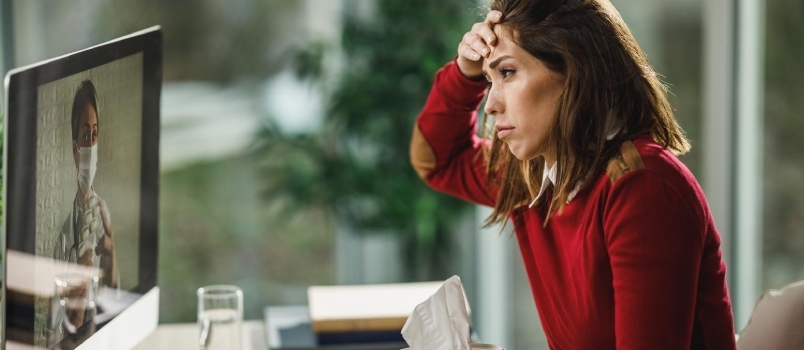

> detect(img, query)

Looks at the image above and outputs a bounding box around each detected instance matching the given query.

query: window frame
[702,0,764,331]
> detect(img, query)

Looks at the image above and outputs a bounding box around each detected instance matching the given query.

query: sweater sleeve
[603,169,706,349]
[409,60,497,207]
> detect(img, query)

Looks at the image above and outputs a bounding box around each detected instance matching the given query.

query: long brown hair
[483,0,690,226]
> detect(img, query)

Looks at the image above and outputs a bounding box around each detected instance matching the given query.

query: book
[264,305,407,350]
[316,330,405,346]
[307,281,448,333]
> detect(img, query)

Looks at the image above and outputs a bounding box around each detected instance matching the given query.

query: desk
[133,320,267,350]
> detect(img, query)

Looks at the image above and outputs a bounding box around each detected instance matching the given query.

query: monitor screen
[3,27,161,350]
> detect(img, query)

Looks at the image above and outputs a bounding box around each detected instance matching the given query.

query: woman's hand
[96,201,118,287]
[96,203,114,257]
[456,10,503,79]
[77,248,94,266]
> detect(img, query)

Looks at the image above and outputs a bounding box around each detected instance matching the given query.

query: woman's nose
[483,87,503,116]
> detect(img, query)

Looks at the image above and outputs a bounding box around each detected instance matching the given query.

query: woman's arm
[410,11,503,207]
[411,60,496,206]
[604,167,721,349]
[596,138,734,348]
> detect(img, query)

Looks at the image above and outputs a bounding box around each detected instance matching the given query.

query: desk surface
[133,320,267,350]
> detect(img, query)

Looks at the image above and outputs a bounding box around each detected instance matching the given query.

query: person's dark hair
[483,0,690,226]
[71,80,99,142]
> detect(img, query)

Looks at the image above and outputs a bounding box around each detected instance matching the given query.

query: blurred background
[0,0,802,348]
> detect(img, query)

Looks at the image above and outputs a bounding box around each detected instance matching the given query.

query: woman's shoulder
[602,134,700,192]
[593,134,710,224]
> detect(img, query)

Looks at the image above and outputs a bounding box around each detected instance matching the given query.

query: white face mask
[77,144,98,194]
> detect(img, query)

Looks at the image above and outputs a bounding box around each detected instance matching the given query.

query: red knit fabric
[415,61,737,349]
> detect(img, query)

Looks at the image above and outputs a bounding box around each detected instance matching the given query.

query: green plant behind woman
[256,1,479,280]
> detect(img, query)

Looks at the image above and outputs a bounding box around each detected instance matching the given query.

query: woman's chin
[506,144,540,161]
[508,149,531,161]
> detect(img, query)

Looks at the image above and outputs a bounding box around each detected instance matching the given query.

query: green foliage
[159,155,336,322]
[761,0,804,289]
[257,1,482,279]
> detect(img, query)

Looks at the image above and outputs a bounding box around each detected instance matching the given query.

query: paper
[400,275,504,350]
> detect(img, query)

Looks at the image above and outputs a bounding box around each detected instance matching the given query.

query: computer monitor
[2,26,162,350]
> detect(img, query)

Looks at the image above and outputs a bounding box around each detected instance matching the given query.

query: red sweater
[411,61,737,349]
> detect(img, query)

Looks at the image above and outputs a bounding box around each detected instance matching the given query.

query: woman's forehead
[492,23,515,38]
[485,26,525,66]
[79,104,98,127]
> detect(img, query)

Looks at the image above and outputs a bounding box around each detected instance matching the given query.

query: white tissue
[401,275,503,350]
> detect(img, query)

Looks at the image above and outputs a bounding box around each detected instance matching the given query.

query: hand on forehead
[482,26,526,80]
[483,25,515,66]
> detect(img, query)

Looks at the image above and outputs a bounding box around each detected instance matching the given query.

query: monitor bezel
[2,26,162,347]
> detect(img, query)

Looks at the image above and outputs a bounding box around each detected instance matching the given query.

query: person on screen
[53,79,119,288]
[410,0,736,348]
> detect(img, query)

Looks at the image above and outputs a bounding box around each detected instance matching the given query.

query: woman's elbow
[410,124,436,180]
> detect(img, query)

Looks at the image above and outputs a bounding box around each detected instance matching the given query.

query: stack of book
[264,281,445,349]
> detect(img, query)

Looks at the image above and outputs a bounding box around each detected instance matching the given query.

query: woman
[53,79,118,288]
[410,0,737,348]
[50,80,120,345]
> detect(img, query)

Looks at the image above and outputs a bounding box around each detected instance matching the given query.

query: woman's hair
[483,0,690,226]
[71,79,99,142]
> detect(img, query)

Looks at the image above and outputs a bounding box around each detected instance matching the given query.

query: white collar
[528,161,581,208]
[527,121,623,208]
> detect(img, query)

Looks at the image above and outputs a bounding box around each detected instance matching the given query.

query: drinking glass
[49,272,99,347]
[197,285,243,350]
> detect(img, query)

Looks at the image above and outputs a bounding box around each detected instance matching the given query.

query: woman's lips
[495,125,514,139]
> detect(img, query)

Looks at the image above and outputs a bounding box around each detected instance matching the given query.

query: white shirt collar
[527,120,623,208]
[535,161,554,203]
[528,161,581,208]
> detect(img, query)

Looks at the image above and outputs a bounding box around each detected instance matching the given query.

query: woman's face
[76,103,99,148]
[482,25,563,163]
[73,103,98,168]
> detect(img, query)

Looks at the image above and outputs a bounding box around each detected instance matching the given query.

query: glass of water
[49,272,99,347]
[197,285,243,350]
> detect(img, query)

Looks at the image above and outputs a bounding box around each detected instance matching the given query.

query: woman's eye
[500,68,515,78]
[485,80,493,89]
